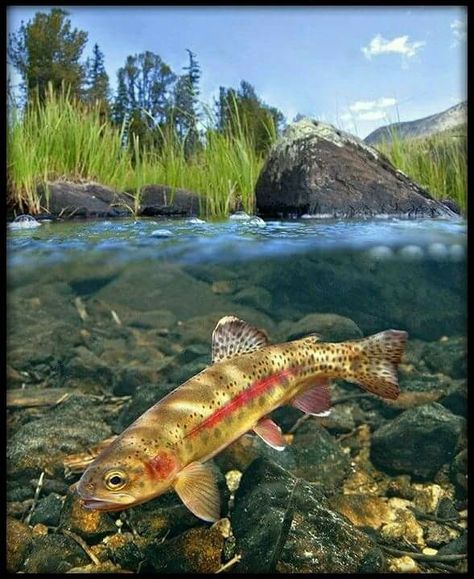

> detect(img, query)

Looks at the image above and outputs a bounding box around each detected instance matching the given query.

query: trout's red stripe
[185,368,297,438]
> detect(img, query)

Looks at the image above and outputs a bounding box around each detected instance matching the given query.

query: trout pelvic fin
[212,315,270,363]
[253,417,286,450]
[173,461,220,522]
[291,378,332,416]
[349,329,408,400]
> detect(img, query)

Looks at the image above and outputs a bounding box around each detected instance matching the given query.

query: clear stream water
[8,216,467,342]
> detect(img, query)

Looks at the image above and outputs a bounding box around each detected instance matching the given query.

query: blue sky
[7,6,467,138]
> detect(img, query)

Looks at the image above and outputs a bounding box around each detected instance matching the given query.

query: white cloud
[450,19,467,46]
[349,97,397,113]
[357,110,387,121]
[362,34,426,60]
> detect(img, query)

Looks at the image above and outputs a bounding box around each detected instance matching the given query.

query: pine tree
[84,43,110,117]
[173,49,201,157]
[8,8,88,103]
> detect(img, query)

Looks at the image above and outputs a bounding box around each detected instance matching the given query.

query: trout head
[76,435,180,511]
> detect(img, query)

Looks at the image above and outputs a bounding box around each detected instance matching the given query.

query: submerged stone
[7,394,111,482]
[7,517,34,572]
[280,312,363,342]
[370,403,465,480]
[22,533,89,573]
[231,457,385,573]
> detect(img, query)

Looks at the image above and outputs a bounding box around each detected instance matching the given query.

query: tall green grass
[376,126,467,215]
[7,83,271,218]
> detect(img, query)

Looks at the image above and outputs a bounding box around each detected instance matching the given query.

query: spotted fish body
[77,316,407,521]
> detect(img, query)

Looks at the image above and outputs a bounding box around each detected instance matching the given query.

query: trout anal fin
[211,316,270,363]
[173,461,220,522]
[291,379,332,416]
[253,417,286,450]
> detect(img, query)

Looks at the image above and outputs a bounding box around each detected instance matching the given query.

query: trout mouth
[78,493,137,511]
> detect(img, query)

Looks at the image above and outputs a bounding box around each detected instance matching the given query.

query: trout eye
[104,470,127,491]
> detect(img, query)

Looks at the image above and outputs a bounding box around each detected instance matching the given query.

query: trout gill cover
[77,316,408,522]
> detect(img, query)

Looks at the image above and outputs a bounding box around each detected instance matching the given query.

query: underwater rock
[440,381,467,417]
[422,336,466,378]
[255,118,456,218]
[231,458,385,573]
[59,487,117,541]
[437,531,468,555]
[7,517,34,572]
[291,420,351,490]
[7,394,112,482]
[450,449,467,497]
[370,403,465,480]
[139,184,201,216]
[103,532,149,572]
[142,526,225,573]
[66,345,115,391]
[22,533,89,573]
[37,181,131,218]
[30,492,64,527]
[329,494,392,530]
[233,286,273,312]
[279,312,363,342]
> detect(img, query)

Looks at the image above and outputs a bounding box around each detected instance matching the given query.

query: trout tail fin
[348,330,408,400]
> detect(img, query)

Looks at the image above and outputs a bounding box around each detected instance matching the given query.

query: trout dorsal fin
[212,316,270,363]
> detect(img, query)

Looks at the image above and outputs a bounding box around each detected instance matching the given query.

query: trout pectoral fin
[211,316,270,363]
[173,462,220,522]
[291,379,332,416]
[253,417,286,450]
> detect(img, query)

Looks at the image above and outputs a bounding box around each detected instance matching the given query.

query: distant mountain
[364,101,467,145]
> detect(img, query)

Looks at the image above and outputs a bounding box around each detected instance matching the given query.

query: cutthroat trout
[77,316,407,521]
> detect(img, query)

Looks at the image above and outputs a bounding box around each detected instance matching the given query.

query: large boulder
[35,181,202,218]
[255,119,458,218]
[37,181,131,218]
[139,184,201,216]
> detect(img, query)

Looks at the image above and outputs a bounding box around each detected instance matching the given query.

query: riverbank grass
[7,85,268,218]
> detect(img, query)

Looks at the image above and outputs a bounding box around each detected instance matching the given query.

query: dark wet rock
[437,531,468,555]
[37,180,131,218]
[22,533,89,573]
[291,420,351,490]
[371,403,465,480]
[59,487,117,541]
[7,517,34,572]
[398,371,455,394]
[439,380,467,416]
[255,118,456,218]
[231,458,385,573]
[174,343,210,364]
[7,394,112,482]
[142,526,225,573]
[30,492,64,527]
[104,532,148,572]
[385,476,415,500]
[279,312,363,342]
[450,449,467,497]
[139,184,201,216]
[66,345,115,390]
[31,477,70,496]
[94,262,235,322]
[113,357,173,396]
[436,496,459,520]
[422,337,466,378]
[421,520,458,548]
[233,286,273,312]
